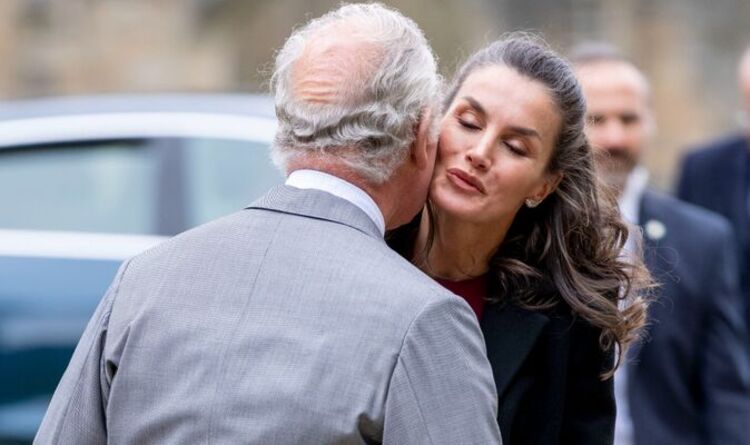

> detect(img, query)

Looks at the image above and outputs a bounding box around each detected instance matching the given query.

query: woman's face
[430,65,562,227]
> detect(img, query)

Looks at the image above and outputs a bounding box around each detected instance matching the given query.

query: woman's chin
[430,193,480,221]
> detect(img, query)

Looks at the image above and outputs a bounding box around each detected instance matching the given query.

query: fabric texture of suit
[481,294,615,445]
[677,135,750,322]
[626,190,750,445]
[35,185,502,445]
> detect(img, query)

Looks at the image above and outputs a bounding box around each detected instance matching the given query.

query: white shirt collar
[285,169,386,237]
[618,166,649,225]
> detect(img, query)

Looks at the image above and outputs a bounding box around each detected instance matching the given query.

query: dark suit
[626,190,750,445]
[677,135,750,319]
[482,297,615,445]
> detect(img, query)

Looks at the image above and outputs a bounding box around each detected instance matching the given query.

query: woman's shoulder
[524,286,613,365]
[545,298,606,340]
[491,282,604,340]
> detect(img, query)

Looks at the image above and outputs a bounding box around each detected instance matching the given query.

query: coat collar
[246,185,383,240]
[481,303,550,397]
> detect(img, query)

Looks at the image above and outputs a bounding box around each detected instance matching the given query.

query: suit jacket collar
[482,303,550,397]
[246,185,383,240]
[634,190,671,360]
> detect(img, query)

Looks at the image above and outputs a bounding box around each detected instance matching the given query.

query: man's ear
[411,107,434,170]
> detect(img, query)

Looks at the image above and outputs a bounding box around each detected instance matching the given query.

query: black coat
[481,298,615,445]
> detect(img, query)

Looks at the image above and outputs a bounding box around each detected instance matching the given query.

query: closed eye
[458,118,481,131]
[504,141,527,156]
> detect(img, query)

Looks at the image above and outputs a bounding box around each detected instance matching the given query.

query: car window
[0,141,158,234]
[182,138,283,227]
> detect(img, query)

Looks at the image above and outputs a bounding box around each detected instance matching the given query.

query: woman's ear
[531,171,563,203]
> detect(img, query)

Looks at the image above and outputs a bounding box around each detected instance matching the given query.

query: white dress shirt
[613,166,649,445]
[286,169,386,237]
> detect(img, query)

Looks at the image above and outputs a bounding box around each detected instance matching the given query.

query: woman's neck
[413,207,510,281]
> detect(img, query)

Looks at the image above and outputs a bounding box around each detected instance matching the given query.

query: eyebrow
[462,95,542,141]
[463,96,487,116]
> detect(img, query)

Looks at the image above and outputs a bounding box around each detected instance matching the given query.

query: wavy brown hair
[434,35,650,378]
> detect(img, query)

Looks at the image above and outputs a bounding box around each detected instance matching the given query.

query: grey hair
[270,3,442,184]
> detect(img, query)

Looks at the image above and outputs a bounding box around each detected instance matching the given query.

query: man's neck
[286,169,386,235]
[287,156,425,230]
[286,159,403,230]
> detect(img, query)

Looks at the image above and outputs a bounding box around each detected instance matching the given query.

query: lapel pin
[644,219,666,241]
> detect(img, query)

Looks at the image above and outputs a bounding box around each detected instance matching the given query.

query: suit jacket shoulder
[121,186,458,315]
[684,134,746,163]
[36,186,502,444]
[677,135,747,205]
[641,190,733,243]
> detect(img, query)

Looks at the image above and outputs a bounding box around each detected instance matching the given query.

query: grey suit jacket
[35,185,502,445]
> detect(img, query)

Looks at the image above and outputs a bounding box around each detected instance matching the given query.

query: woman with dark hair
[388,35,650,444]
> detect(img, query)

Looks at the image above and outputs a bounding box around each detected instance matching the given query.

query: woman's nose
[465,140,492,170]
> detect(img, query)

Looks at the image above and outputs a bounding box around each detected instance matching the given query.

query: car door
[0,134,282,442]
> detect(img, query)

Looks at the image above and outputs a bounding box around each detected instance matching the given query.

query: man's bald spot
[292,23,382,106]
[576,59,652,104]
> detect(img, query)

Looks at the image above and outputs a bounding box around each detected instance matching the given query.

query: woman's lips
[446,168,486,194]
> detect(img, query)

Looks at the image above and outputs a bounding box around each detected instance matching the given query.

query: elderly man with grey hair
[34,3,502,445]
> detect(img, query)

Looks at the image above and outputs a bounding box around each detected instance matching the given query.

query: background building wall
[1,0,749,189]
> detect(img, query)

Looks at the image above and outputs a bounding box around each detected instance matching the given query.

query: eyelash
[504,142,526,156]
[458,118,480,131]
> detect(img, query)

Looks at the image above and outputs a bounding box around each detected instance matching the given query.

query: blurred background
[1,0,750,188]
[2,1,750,443]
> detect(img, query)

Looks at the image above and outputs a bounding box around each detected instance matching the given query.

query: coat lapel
[481,303,550,396]
[635,192,673,360]
[638,191,668,250]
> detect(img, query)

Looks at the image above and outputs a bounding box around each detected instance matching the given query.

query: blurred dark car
[0,94,282,443]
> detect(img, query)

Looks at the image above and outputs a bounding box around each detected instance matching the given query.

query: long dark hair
[427,35,650,377]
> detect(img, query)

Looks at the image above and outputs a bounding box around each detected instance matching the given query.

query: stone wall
[1,0,748,188]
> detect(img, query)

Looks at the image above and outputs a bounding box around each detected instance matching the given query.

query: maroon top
[434,275,487,320]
